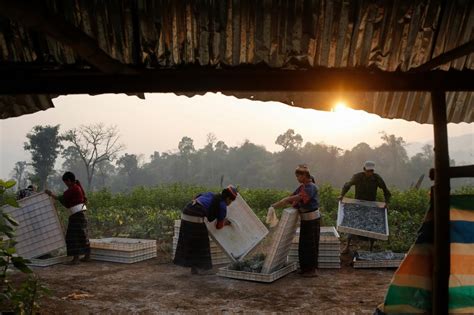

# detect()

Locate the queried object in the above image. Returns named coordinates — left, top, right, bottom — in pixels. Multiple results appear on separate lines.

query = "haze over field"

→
left=1, top=93, right=472, bottom=184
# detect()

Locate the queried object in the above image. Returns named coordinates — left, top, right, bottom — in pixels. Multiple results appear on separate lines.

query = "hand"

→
left=338, top=195, right=343, bottom=201
left=224, top=219, right=232, bottom=226
left=383, top=203, right=389, bottom=210
left=45, top=189, right=52, bottom=196
left=266, top=206, right=279, bottom=228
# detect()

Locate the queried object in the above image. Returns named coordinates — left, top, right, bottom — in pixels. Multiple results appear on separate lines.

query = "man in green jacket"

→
left=339, top=161, right=391, bottom=253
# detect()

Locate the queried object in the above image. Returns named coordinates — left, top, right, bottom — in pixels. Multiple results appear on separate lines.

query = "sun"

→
left=333, top=101, right=348, bottom=112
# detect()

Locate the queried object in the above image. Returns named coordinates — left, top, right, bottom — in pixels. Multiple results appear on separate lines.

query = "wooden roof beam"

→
left=0, top=68, right=472, bottom=95
left=410, top=40, right=474, bottom=72
left=0, top=0, right=138, bottom=75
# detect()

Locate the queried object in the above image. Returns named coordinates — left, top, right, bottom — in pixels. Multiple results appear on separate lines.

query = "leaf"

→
left=3, top=197, right=19, bottom=208
left=11, top=257, right=32, bottom=273
left=4, top=180, right=16, bottom=189
left=3, top=213, right=18, bottom=226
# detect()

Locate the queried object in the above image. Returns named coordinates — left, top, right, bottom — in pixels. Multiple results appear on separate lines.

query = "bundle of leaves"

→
left=229, top=253, right=266, bottom=273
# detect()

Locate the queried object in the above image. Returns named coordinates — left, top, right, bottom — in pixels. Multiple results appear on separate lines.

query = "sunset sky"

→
left=1, top=93, right=472, bottom=179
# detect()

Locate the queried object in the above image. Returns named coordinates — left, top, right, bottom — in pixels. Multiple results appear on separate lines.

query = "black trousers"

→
left=299, top=218, right=320, bottom=271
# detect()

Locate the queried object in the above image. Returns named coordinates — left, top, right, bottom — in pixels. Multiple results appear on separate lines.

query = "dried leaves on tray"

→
left=355, top=251, right=405, bottom=261
left=341, top=203, right=386, bottom=234
left=228, top=253, right=266, bottom=273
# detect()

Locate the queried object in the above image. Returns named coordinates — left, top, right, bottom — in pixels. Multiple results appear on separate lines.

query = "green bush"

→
left=58, top=183, right=474, bottom=253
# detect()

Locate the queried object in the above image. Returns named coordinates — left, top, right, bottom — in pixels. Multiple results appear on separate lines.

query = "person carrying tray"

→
left=173, top=185, right=238, bottom=275
left=268, top=164, right=320, bottom=278
left=45, top=171, right=90, bottom=265
left=338, top=161, right=391, bottom=253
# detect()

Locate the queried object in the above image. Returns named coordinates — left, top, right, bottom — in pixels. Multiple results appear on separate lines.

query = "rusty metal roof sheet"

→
left=0, top=0, right=472, bottom=123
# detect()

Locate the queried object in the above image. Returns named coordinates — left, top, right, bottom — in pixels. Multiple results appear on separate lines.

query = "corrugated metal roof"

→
left=0, top=0, right=472, bottom=123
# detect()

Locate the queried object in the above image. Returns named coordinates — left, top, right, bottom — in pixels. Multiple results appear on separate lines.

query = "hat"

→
left=225, top=185, right=238, bottom=200
left=295, top=164, right=311, bottom=175
left=364, top=161, right=376, bottom=171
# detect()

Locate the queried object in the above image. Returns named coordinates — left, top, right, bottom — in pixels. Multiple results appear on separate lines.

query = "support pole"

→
left=431, top=91, right=451, bottom=314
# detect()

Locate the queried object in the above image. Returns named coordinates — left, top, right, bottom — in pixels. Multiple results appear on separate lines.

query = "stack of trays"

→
left=28, top=255, right=70, bottom=267
left=353, top=251, right=405, bottom=269
left=2, top=192, right=67, bottom=264
left=90, top=238, right=157, bottom=263
left=218, top=208, right=299, bottom=282
left=172, top=220, right=231, bottom=265
left=288, top=226, right=341, bottom=269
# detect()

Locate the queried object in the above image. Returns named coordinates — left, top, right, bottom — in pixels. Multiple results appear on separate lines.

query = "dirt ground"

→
left=31, top=250, right=395, bottom=314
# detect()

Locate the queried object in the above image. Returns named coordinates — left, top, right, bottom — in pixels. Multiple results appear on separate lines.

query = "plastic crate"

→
left=261, top=208, right=299, bottom=274
left=91, top=251, right=157, bottom=264
left=218, top=262, right=297, bottom=283
left=28, top=255, right=70, bottom=267
left=205, top=194, right=268, bottom=262
left=2, top=192, right=66, bottom=259
left=89, top=238, right=156, bottom=251
left=337, top=198, right=389, bottom=241
left=352, top=258, right=403, bottom=268
left=91, top=246, right=156, bottom=258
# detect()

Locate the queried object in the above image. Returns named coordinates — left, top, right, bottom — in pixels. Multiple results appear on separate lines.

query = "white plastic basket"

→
left=218, top=262, right=297, bottom=283
left=2, top=192, right=66, bottom=259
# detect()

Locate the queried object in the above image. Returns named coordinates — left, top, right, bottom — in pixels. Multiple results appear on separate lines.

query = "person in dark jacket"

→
left=173, top=185, right=238, bottom=275
left=339, top=161, right=391, bottom=253
left=269, top=164, right=320, bottom=278
left=45, top=172, right=90, bottom=265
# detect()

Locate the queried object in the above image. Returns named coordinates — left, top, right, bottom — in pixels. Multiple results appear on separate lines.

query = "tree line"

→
left=11, top=124, right=449, bottom=193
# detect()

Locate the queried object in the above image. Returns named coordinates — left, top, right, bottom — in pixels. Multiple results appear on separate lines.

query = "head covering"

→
left=364, top=161, right=376, bottom=171
left=225, top=185, right=238, bottom=200
left=295, top=164, right=311, bottom=175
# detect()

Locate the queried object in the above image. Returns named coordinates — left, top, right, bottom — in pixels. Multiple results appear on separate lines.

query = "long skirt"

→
left=66, top=211, right=90, bottom=256
left=298, top=218, right=321, bottom=272
left=173, top=219, right=212, bottom=270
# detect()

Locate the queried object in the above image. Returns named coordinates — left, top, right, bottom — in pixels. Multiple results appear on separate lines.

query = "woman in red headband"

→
left=173, top=185, right=238, bottom=275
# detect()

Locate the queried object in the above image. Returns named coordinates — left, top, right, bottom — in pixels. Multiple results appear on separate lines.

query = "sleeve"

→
left=341, top=174, right=357, bottom=196
left=299, top=184, right=316, bottom=205
left=376, top=175, right=391, bottom=203
left=217, top=202, right=227, bottom=221
left=215, top=202, right=228, bottom=229
left=57, top=194, right=67, bottom=208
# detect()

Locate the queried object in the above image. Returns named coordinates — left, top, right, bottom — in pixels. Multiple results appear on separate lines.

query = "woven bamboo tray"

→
left=218, top=262, right=297, bottom=283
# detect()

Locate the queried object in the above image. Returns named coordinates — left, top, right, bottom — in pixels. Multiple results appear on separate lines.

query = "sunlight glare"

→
left=334, top=101, right=348, bottom=112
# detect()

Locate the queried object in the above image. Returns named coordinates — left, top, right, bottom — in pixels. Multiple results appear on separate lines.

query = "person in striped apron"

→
left=269, top=164, right=320, bottom=277
left=45, top=171, right=90, bottom=265
left=173, top=185, right=238, bottom=275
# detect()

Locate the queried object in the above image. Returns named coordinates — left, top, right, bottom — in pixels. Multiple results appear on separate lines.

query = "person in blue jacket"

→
left=173, top=185, right=238, bottom=275
left=269, top=164, right=320, bottom=277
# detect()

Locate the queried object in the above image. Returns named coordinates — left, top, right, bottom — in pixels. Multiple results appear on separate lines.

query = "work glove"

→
left=266, top=206, right=279, bottom=228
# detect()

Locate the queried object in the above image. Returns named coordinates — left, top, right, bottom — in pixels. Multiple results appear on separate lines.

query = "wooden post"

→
left=431, top=91, right=450, bottom=314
